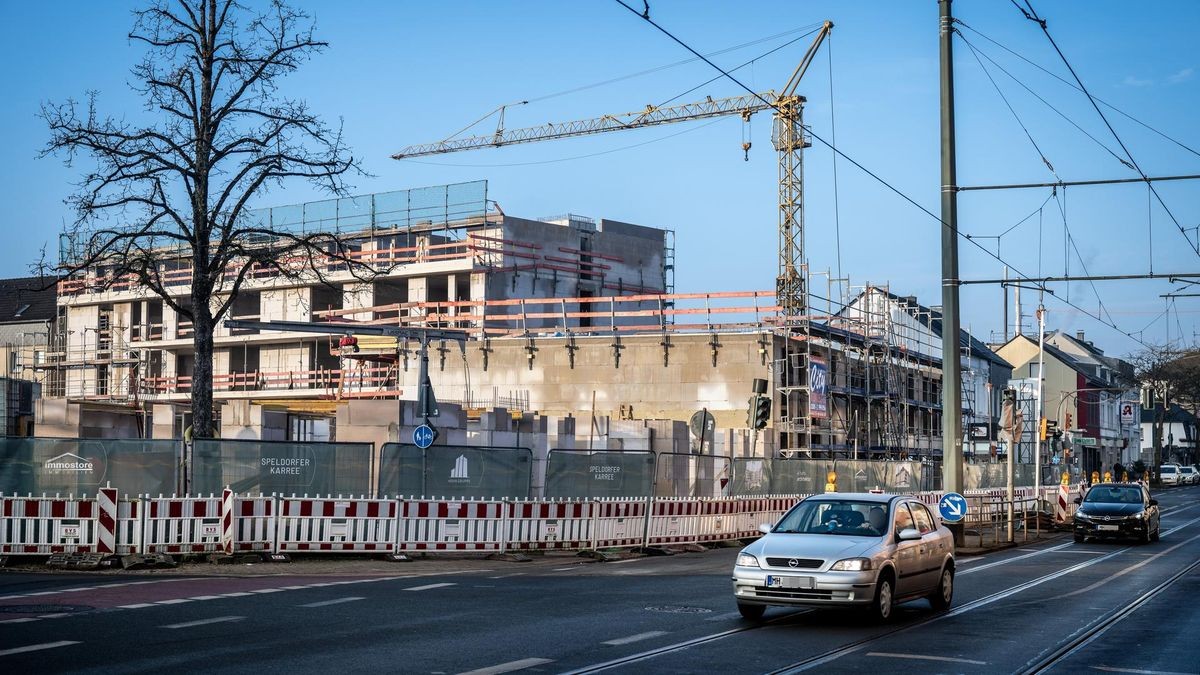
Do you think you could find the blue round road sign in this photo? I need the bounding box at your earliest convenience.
[413,424,435,449]
[938,492,968,523]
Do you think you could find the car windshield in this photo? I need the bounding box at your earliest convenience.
[1084,486,1143,504]
[1161,467,1177,474]
[773,500,889,537]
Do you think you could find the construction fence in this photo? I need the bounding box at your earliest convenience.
[0,484,1081,559]
[2,438,1047,501]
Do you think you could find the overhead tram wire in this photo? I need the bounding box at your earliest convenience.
[611,0,1153,349]
[1013,0,1200,257]
[955,21,1200,162]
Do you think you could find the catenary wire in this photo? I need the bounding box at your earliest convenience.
[613,0,1152,349]
[1014,1,1199,257]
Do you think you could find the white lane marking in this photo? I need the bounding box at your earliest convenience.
[280,585,308,590]
[867,652,987,665]
[0,577,202,601]
[155,598,192,605]
[250,588,283,593]
[487,573,525,580]
[959,542,1074,575]
[299,596,365,608]
[456,657,554,675]
[552,567,577,572]
[118,603,156,609]
[188,595,223,601]
[1036,531,1200,604]
[404,583,456,592]
[220,592,254,597]
[606,557,646,564]
[955,557,984,564]
[603,631,668,646]
[0,641,80,657]
[37,613,69,619]
[162,616,244,630]
[1091,666,1196,675]
[705,611,744,622]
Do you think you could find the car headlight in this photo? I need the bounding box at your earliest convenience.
[1130,510,1145,520]
[736,553,760,568]
[1075,512,1092,522]
[830,557,873,571]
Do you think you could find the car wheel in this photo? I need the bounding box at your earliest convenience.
[1074,533,1084,543]
[737,602,765,621]
[867,574,895,622]
[928,565,954,611]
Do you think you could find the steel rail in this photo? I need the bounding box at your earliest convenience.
[1020,555,1200,674]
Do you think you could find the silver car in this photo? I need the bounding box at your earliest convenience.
[732,493,955,622]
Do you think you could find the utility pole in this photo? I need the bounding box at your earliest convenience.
[939,0,965,527]
[1034,304,1046,486]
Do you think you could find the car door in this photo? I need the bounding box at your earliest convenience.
[891,502,922,598]
[909,501,947,591]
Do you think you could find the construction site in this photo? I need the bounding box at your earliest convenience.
[25,22,1008,461]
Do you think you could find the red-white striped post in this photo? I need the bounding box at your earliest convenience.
[97,486,118,555]
[221,488,234,555]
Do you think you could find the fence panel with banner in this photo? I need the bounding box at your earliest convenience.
[0,438,179,497]
[377,443,532,499]
[653,452,732,498]
[544,450,656,498]
[192,440,373,496]
[731,459,934,495]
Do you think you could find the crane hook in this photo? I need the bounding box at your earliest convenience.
[742,141,752,162]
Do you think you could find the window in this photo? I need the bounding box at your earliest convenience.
[894,503,915,534]
[910,502,935,534]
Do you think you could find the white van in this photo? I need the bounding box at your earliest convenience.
[1159,464,1181,486]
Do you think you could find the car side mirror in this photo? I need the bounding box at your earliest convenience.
[1149,499,1158,506]
[1073,497,1081,505]
[758,523,772,535]
[897,528,921,541]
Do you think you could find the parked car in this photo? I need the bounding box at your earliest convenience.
[732,493,955,622]
[1074,482,1160,544]
[1159,464,1181,486]
[1179,465,1199,485]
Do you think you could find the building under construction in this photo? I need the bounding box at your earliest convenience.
[32,182,1005,457]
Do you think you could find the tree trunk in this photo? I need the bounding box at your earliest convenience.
[191,293,215,439]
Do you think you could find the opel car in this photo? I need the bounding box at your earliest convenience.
[732,493,955,622]
[1074,482,1160,544]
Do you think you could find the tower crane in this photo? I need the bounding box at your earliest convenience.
[393,20,833,324]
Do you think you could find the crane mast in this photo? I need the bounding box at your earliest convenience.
[393,20,833,326]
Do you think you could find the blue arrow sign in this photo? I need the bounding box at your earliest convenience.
[938,492,967,523]
[413,424,436,449]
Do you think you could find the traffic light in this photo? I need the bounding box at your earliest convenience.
[745,396,757,428]
[1039,417,1048,441]
[1065,412,1073,430]
[753,395,772,430]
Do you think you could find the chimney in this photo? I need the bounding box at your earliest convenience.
[1076,330,1085,342]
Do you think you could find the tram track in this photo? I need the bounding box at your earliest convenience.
[558,505,1200,675]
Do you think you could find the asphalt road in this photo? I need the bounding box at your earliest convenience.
[2,484,1198,675]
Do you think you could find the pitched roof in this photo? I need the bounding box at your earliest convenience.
[0,276,57,324]
[998,333,1109,386]
[871,289,1012,367]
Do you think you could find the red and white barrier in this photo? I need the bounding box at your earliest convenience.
[1,494,99,554]
[277,496,398,552]
[645,499,701,547]
[505,500,592,551]
[220,491,275,553]
[694,498,755,542]
[590,498,648,549]
[741,495,801,535]
[140,495,224,554]
[396,499,506,552]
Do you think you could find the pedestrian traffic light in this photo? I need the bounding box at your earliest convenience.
[753,395,772,430]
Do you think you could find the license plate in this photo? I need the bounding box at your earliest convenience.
[766,575,814,589]
[1098,525,1119,532]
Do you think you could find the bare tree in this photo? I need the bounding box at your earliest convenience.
[1131,344,1200,470]
[41,0,368,438]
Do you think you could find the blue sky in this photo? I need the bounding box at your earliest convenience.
[2,1,1198,358]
